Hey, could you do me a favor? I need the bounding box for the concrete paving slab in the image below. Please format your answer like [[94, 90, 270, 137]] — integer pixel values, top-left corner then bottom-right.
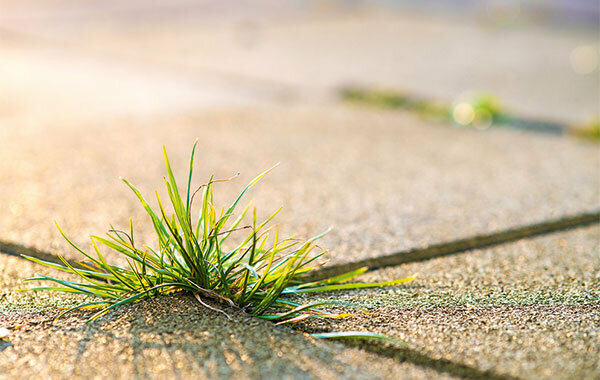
[[1, 5, 597, 123], [0, 256, 454, 380], [0, 254, 87, 315], [329, 225, 600, 308], [0, 4, 597, 379], [0, 40, 271, 122], [1, 106, 598, 267], [311, 305, 599, 380], [299, 226, 600, 379]]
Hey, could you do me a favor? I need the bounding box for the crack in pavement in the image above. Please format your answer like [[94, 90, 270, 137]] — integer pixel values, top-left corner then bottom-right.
[[307, 210, 600, 280], [2, 211, 597, 380], [2, 210, 598, 278], [338, 340, 521, 380], [0, 240, 79, 267], [0, 340, 13, 353]]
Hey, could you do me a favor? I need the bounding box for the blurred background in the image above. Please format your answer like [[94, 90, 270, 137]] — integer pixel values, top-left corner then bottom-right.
[[0, 0, 598, 127], [0, 0, 599, 262]]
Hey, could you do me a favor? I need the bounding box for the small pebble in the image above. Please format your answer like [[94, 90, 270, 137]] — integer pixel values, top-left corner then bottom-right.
[[0, 327, 10, 339]]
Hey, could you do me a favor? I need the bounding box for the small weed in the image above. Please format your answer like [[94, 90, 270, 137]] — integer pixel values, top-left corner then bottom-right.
[[23, 142, 413, 342], [340, 86, 600, 141], [570, 119, 600, 142], [340, 86, 502, 129]]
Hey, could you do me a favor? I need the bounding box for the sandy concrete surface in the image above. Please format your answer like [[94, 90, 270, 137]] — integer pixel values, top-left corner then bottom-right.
[[0, 2, 598, 379], [326, 225, 600, 307], [0, 254, 454, 380], [0, 106, 598, 266], [1, 2, 597, 123], [300, 226, 600, 379]]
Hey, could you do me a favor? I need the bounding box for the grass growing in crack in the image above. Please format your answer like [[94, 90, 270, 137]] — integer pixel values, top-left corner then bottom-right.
[[570, 119, 600, 142], [23, 142, 414, 341], [340, 87, 501, 128], [341, 86, 600, 143]]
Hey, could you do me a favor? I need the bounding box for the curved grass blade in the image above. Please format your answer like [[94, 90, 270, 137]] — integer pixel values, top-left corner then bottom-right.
[[25, 274, 116, 298], [186, 140, 199, 212], [310, 331, 407, 347], [21, 255, 114, 281], [216, 163, 279, 232], [296, 267, 369, 289], [54, 301, 112, 320], [258, 301, 331, 321], [282, 275, 416, 294], [275, 314, 311, 325], [121, 178, 169, 245], [87, 282, 193, 322]]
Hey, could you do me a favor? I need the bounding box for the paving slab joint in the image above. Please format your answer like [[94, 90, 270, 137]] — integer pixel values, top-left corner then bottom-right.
[[1, 210, 598, 281], [338, 339, 522, 380], [0, 240, 87, 270], [0, 340, 13, 353], [307, 210, 600, 280]]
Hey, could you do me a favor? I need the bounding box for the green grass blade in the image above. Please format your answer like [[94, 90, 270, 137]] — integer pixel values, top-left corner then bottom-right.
[[310, 331, 407, 346], [216, 163, 279, 231], [54, 301, 112, 320], [122, 178, 169, 244], [186, 139, 198, 212], [282, 275, 416, 294], [258, 302, 331, 321], [28, 274, 116, 298], [55, 222, 102, 266], [162, 146, 185, 214], [21, 255, 116, 281], [87, 282, 191, 321], [296, 267, 369, 289]]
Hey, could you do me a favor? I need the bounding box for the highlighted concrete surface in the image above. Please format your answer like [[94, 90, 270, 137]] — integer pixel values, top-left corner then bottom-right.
[[1, 2, 598, 379]]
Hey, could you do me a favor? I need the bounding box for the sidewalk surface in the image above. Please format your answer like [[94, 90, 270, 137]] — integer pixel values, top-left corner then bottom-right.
[[1, 2, 598, 379]]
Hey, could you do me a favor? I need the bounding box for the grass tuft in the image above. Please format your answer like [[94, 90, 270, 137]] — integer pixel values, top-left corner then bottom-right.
[[570, 119, 600, 142], [23, 142, 414, 339]]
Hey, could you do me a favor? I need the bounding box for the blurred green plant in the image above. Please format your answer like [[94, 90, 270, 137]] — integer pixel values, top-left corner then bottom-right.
[[341, 86, 598, 143], [340, 87, 412, 109], [23, 142, 413, 342], [340, 87, 502, 129], [569, 119, 600, 142], [451, 93, 503, 129]]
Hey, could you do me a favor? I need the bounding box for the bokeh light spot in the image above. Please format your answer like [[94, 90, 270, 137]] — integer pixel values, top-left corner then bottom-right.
[[570, 45, 598, 75], [452, 103, 475, 126]]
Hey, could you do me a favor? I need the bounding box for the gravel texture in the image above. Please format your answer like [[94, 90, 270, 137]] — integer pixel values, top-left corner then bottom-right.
[[2, 221, 598, 380], [303, 305, 599, 380], [298, 226, 600, 379], [311, 225, 600, 308], [0, 255, 453, 380]]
